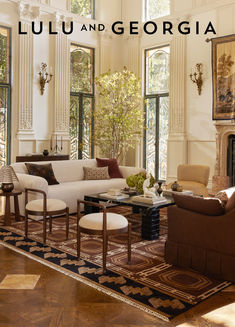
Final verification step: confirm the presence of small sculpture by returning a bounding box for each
[143,173,157,198]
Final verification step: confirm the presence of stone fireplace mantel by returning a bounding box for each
[212,120,235,192]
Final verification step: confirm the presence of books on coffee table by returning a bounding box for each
[99,192,130,200]
[163,190,193,196]
[131,195,167,205]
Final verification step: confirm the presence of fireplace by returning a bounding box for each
[227,134,235,187]
[212,121,235,193]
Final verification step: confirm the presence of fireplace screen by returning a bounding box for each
[227,134,235,187]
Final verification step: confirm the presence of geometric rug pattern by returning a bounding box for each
[0,206,230,321]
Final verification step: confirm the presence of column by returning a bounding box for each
[52,14,71,154]
[167,34,188,182]
[16,4,39,155]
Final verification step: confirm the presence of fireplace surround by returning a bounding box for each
[212,121,235,193]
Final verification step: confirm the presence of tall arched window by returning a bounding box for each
[71,0,94,19]
[0,26,11,167]
[70,44,94,160]
[144,45,170,180]
[145,0,170,21]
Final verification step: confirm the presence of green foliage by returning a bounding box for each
[126,172,156,194]
[70,47,93,93]
[95,68,144,159]
[146,0,170,20]
[71,0,92,17]
[0,33,8,83]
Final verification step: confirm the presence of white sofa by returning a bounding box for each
[11,159,145,215]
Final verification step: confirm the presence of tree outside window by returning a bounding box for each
[71,0,94,19]
[145,0,170,20]
[0,26,11,167]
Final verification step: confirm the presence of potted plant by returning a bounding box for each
[94,67,144,159]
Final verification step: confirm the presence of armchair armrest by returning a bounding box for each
[25,188,47,213]
[119,166,146,179]
[16,173,48,196]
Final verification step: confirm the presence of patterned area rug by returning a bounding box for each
[0,206,230,322]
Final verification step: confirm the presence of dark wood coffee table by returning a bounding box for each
[84,193,175,240]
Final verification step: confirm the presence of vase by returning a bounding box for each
[43,149,49,156]
[157,181,163,196]
[171,181,179,192]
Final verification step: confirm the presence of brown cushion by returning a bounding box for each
[25,163,59,185]
[225,191,235,212]
[96,158,123,179]
[83,166,110,180]
[172,193,225,216]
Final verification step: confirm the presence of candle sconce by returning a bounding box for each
[39,63,53,95]
[190,63,203,95]
[50,135,63,155]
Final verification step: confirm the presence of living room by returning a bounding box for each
[0,0,235,326]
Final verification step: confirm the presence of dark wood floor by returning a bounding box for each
[0,244,235,327]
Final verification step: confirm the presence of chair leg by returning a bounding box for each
[66,207,69,240]
[77,225,81,258]
[43,213,47,244]
[25,211,28,238]
[128,223,131,264]
[49,215,52,234]
[106,234,108,255]
[103,230,107,274]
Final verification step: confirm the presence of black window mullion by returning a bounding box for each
[78,94,83,159]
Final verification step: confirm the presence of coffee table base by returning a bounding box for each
[141,207,160,240]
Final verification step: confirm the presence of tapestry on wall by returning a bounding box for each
[212,34,235,120]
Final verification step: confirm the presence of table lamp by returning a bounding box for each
[0,166,19,192]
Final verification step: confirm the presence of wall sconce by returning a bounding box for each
[189,63,203,95]
[39,63,53,95]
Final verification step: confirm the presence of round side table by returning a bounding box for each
[0,190,22,226]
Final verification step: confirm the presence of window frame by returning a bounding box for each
[144,45,170,180]
[70,43,95,160]
[0,25,11,166]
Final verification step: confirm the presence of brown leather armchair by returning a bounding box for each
[165,188,235,283]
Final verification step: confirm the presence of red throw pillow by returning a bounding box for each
[96,158,123,178]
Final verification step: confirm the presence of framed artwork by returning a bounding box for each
[212,34,235,120]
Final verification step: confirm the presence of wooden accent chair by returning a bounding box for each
[25,188,69,244]
[167,164,210,197]
[77,199,131,273]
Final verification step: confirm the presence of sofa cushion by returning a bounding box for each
[25,163,59,185]
[172,193,225,216]
[96,158,123,178]
[83,166,110,180]
[48,178,127,213]
[225,190,235,212]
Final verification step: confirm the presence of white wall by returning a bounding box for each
[121,0,235,187]
[1,0,235,181]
